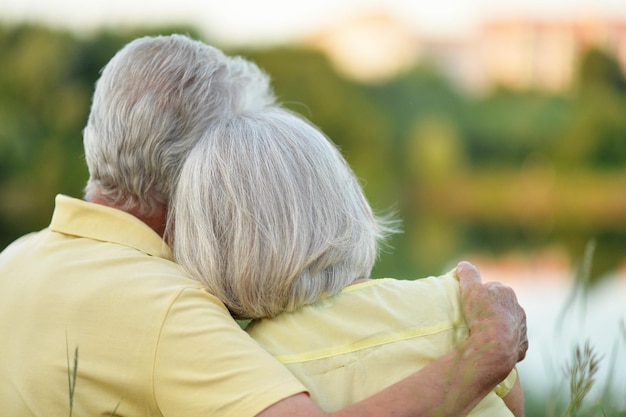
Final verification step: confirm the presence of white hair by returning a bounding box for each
[172,108,398,319]
[83,34,275,216]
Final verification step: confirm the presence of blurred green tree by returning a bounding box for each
[1,24,624,281]
[0,24,199,248]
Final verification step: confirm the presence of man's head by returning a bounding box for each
[83,34,275,218]
[172,108,398,319]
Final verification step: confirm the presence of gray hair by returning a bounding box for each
[172,108,398,319]
[83,34,275,216]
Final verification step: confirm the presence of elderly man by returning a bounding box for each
[0,34,527,417]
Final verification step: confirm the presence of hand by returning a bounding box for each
[456,261,528,367]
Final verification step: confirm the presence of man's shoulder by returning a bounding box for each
[0,225,227,318]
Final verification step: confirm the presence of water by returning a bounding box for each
[477,261,626,404]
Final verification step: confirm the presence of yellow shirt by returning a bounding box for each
[247,273,516,416]
[0,195,305,417]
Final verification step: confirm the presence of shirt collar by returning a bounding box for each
[49,194,173,260]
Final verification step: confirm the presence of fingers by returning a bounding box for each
[456,261,483,287]
[456,260,529,364]
[484,282,528,363]
[518,309,529,362]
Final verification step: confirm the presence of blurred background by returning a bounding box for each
[1,0,625,413]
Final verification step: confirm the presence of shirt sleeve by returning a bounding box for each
[494,368,517,398]
[152,287,307,417]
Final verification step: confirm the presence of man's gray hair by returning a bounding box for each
[172,108,398,319]
[83,34,275,216]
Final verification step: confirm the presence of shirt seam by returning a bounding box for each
[149,287,308,417]
[340,278,390,294]
[150,286,190,417]
[275,321,465,364]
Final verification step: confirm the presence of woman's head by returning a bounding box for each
[172,108,397,319]
[83,34,275,217]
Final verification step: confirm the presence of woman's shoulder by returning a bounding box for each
[346,270,460,298]
[336,270,463,324]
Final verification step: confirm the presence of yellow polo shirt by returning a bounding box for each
[247,274,517,416]
[0,195,305,417]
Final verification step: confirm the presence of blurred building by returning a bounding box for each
[307,12,626,93]
[306,12,420,82]
[475,17,626,92]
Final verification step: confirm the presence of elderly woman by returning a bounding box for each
[171,108,524,416]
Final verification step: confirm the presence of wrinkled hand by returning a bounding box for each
[456,260,528,365]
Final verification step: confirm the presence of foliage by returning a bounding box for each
[0,23,625,280]
[65,342,121,417]
[523,243,626,417]
[524,340,626,417]
[0,23,198,248]
[0,22,624,416]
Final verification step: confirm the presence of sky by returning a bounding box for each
[2,0,626,46]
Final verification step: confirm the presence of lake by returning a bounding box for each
[473,257,626,404]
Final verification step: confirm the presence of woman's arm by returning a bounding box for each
[258,261,528,417]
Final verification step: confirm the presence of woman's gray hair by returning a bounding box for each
[172,108,398,319]
[83,34,275,216]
